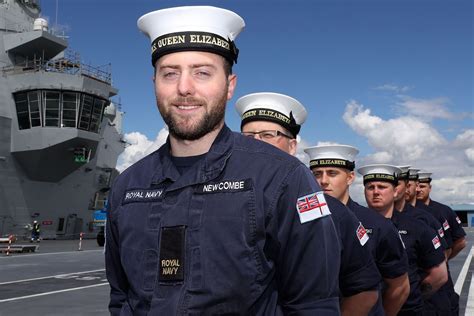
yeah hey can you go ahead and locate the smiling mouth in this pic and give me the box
[173,103,201,111]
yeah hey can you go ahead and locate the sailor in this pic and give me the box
[394,166,450,314]
[416,171,467,315]
[304,144,409,316]
[397,167,449,253]
[105,6,341,315]
[236,93,381,316]
[358,164,446,315]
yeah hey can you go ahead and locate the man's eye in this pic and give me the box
[163,71,178,78]
[261,132,275,139]
[195,71,211,78]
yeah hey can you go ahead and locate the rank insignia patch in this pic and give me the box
[296,191,331,224]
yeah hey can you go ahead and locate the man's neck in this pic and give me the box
[340,191,350,205]
[394,198,406,212]
[408,197,416,207]
[169,123,224,157]
[373,204,394,219]
[423,197,431,206]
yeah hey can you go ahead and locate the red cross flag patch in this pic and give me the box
[456,216,461,224]
[296,191,331,224]
[356,223,369,246]
[438,228,444,238]
[432,236,441,249]
[443,220,450,231]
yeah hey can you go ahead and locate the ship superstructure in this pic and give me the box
[0,0,125,238]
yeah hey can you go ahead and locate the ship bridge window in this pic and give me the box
[62,92,78,128]
[13,93,30,130]
[44,91,60,127]
[13,90,108,133]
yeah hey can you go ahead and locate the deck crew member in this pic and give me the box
[416,172,466,315]
[105,6,341,315]
[358,165,446,316]
[236,92,381,316]
[304,144,409,316]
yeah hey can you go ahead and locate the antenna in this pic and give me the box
[55,0,58,32]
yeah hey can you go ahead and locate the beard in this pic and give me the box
[157,89,228,141]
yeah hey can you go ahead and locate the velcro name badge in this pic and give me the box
[296,191,331,224]
[356,223,369,246]
[196,179,251,194]
[123,188,164,204]
[159,226,185,282]
[432,236,441,249]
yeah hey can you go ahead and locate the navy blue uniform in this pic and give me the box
[105,126,341,315]
[328,196,381,298]
[347,198,408,316]
[402,203,451,315]
[421,200,466,316]
[391,210,446,315]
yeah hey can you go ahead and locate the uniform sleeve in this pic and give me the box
[445,206,466,241]
[105,185,130,315]
[416,223,446,269]
[428,216,449,251]
[376,223,408,279]
[275,165,341,315]
[328,197,381,297]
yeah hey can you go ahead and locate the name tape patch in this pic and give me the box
[296,191,331,224]
[159,226,185,282]
[356,223,369,246]
[196,179,252,194]
[122,188,164,204]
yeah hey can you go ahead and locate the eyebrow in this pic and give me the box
[157,63,217,70]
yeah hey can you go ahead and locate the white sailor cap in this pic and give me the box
[235,92,307,138]
[408,168,420,180]
[304,144,359,171]
[417,171,433,183]
[357,164,402,186]
[397,165,411,180]
[137,6,245,66]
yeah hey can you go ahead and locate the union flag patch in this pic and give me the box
[456,216,461,224]
[296,192,331,224]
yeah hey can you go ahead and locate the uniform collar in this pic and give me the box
[150,125,234,189]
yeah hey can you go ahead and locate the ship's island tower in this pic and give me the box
[0,0,125,238]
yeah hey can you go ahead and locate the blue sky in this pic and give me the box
[39,0,473,204]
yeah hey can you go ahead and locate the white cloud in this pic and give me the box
[117,127,169,172]
[342,100,474,205]
[343,100,446,161]
[397,96,454,120]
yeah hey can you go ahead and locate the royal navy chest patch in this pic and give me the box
[196,179,252,194]
[356,223,369,246]
[122,188,164,204]
[296,191,331,224]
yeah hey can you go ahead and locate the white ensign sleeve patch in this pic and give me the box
[296,191,331,224]
[356,223,369,246]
